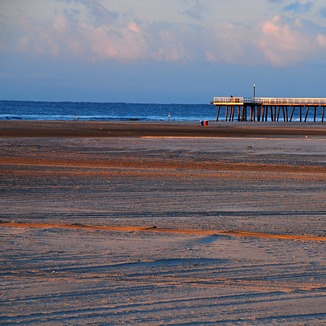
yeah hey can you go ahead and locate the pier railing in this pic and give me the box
[213,97,326,106]
[213,97,244,104]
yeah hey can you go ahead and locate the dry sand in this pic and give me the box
[0,121,325,325]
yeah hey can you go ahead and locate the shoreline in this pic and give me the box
[0,120,326,138]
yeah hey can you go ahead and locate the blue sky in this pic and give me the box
[1,0,326,103]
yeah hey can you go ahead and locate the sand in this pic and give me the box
[0,121,325,325]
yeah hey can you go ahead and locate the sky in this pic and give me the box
[1,0,326,104]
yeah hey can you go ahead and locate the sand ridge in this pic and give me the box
[1,221,326,242]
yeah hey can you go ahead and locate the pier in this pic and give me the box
[211,97,326,122]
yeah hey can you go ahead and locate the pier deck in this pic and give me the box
[212,97,326,122]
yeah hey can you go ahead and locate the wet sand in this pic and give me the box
[1,120,326,138]
[0,121,325,324]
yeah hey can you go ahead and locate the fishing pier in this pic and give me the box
[211,97,326,122]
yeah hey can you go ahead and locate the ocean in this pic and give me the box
[0,100,322,122]
[0,101,214,122]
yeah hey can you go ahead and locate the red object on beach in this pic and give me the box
[204,120,208,126]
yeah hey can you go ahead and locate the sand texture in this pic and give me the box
[0,121,325,325]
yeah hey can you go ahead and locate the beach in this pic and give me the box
[0,121,325,324]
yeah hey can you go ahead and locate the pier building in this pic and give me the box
[211,97,326,122]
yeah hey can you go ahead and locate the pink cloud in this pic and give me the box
[52,16,68,32]
[4,2,326,67]
[77,21,149,62]
[17,36,29,52]
[317,34,326,48]
[128,21,140,34]
[259,16,311,66]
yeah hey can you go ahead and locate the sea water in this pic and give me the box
[0,100,322,122]
[0,101,214,122]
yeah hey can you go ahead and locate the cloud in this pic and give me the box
[283,1,313,13]
[7,1,207,63]
[317,34,326,48]
[320,7,326,18]
[179,0,208,20]
[259,16,304,65]
[258,15,326,66]
[1,0,326,67]
[204,21,255,65]
[80,21,149,62]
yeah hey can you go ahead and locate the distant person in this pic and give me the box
[75,112,78,120]
[168,112,171,121]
